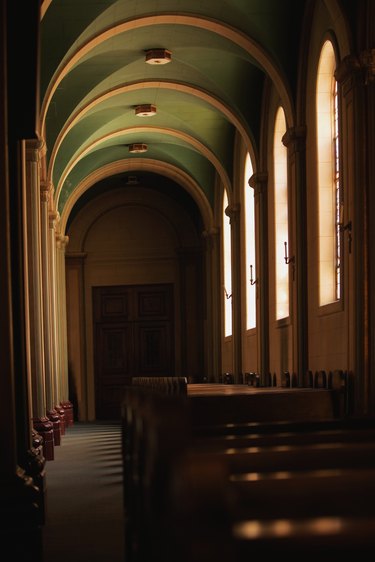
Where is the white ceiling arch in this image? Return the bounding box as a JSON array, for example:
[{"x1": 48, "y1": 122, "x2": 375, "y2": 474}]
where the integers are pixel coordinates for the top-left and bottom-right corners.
[
  {"x1": 60, "y1": 158, "x2": 215, "y2": 235},
  {"x1": 48, "y1": 80, "x2": 254, "y2": 192},
  {"x1": 55, "y1": 125, "x2": 232, "y2": 206},
  {"x1": 40, "y1": 13, "x2": 294, "y2": 136},
  {"x1": 40, "y1": 2, "x2": 306, "y2": 222}
]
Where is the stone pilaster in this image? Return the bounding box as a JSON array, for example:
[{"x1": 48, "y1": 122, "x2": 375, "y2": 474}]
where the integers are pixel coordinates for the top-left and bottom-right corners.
[
  {"x1": 282, "y1": 126, "x2": 307, "y2": 382},
  {"x1": 48, "y1": 210, "x2": 66, "y2": 435},
  {"x1": 56, "y1": 232, "x2": 72, "y2": 427},
  {"x1": 225, "y1": 204, "x2": 242, "y2": 381},
  {"x1": 25, "y1": 142, "x2": 47, "y2": 420},
  {"x1": 24, "y1": 146, "x2": 54, "y2": 461},
  {"x1": 40, "y1": 181, "x2": 61, "y2": 449},
  {"x1": 249, "y1": 172, "x2": 269, "y2": 383}
]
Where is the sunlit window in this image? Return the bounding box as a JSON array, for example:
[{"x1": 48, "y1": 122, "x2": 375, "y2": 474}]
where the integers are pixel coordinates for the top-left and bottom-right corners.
[
  {"x1": 223, "y1": 190, "x2": 232, "y2": 337},
  {"x1": 274, "y1": 106, "x2": 289, "y2": 320},
  {"x1": 316, "y1": 39, "x2": 341, "y2": 305},
  {"x1": 244, "y1": 153, "x2": 256, "y2": 329}
]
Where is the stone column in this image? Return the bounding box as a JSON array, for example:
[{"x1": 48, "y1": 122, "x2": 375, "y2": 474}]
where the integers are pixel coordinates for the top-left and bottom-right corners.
[
  {"x1": 26, "y1": 152, "x2": 54, "y2": 462},
  {"x1": 202, "y1": 228, "x2": 221, "y2": 380},
  {"x1": 249, "y1": 172, "x2": 269, "y2": 384},
  {"x1": 225, "y1": 205, "x2": 242, "y2": 381},
  {"x1": 56, "y1": 233, "x2": 73, "y2": 426},
  {"x1": 282, "y1": 126, "x2": 307, "y2": 383},
  {"x1": 49, "y1": 211, "x2": 66, "y2": 434},
  {"x1": 40, "y1": 181, "x2": 61, "y2": 447}
]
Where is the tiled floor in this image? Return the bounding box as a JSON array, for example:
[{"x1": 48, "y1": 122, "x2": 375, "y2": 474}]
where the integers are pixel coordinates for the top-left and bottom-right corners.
[{"x1": 42, "y1": 421, "x2": 125, "y2": 562}]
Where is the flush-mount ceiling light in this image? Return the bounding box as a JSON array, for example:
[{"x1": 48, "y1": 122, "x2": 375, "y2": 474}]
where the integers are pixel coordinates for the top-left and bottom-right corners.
[
  {"x1": 145, "y1": 48, "x2": 172, "y2": 65},
  {"x1": 128, "y1": 143, "x2": 148, "y2": 154},
  {"x1": 135, "y1": 104, "x2": 157, "y2": 117},
  {"x1": 125, "y1": 175, "x2": 139, "y2": 185}
]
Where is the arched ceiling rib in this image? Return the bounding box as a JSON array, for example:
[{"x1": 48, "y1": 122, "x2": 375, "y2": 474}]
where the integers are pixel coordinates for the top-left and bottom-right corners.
[
  {"x1": 60, "y1": 159, "x2": 214, "y2": 235},
  {"x1": 50, "y1": 82, "x2": 251, "y2": 200},
  {"x1": 55, "y1": 126, "x2": 232, "y2": 209},
  {"x1": 40, "y1": 1, "x2": 305, "y2": 225}
]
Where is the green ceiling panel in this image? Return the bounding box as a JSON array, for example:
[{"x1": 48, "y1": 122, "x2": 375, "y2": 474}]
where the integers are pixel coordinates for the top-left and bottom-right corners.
[
  {"x1": 57, "y1": 142, "x2": 216, "y2": 215},
  {"x1": 51, "y1": 89, "x2": 236, "y2": 191},
  {"x1": 41, "y1": 1, "x2": 306, "y2": 220}
]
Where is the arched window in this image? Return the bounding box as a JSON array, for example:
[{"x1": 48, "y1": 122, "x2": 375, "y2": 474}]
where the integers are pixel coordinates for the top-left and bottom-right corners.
[
  {"x1": 223, "y1": 190, "x2": 232, "y2": 337},
  {"x1": 244, "y1": 153, "x2": 256, "y2": 329},
  {"x1": 274, "y1": 106, "x2": 289, "y2": 320},
  {"x1": 316, "y1": 39, "x2": 341, "y2": 305}
]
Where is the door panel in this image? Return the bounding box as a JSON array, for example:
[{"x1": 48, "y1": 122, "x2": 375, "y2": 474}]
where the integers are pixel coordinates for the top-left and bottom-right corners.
[
  {"x1": 93, "y1": 287, "x2": 130, "y2": 323},
  {"x1": 95, "y1": 324, "x2": 133, "y2": 419},
  {"x1": 93, "y1": 284, "x2": 174, "y2": 419},
  {"x1": 97, "y1": 324, "x2": 132, "y2": 375},
  {"x1": 136, "y1": 324, "x2": 171, "y2": 374},
  {"x1": 137, "y1": 288, "x2": 168, "y2": 318}
]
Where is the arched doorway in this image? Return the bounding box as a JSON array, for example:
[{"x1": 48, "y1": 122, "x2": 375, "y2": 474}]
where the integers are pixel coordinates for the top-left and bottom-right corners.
[{"x1": 65, "y1": 174, "x2": 205, "y2": 420}]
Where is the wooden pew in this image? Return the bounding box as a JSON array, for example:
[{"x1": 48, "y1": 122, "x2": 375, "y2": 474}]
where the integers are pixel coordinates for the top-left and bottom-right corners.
[
  {"x1": 131, "y1": 375, "x2": 188, "y2": 395},
  {"x1": 184, "y1": 427, "x2": 375, "y2": 477},
  {"x1": 186, "y1": 385, "x2": 346, "y2": 425},
  {"x1": 191, "y1": 423, "x2": 375, "y2": 450},
  {"x1": 121, "y1": 386, "x2": 190, "y2": 562},
  {"x1": 121, "y1": 376, "x2": 372, "y2": 562},
  {"x1": 192, "y1": 415, "x2": 375, "y2": 437},
  {"x1": 232, "y1": 515, "x2": 375, "y2": 559},
  {"x1": 229, "y1": 467, "x2": 375, "y2": 519},
  {"x1": 166, "y1": 445, "x2": 375, "y2": 561}
]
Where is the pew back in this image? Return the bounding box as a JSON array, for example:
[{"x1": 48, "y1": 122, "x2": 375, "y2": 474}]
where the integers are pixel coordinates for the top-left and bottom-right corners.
[{"x1": 121, "y1": 377, "x2": 373, "y2": 562}]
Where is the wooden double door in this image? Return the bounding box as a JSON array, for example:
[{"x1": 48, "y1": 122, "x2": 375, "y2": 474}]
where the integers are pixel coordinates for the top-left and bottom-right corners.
[{"x1": 93, "y1": 284, "x2": 174, "y2": 419}]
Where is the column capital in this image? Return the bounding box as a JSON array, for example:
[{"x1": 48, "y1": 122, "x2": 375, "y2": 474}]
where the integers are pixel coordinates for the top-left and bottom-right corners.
[
  {"x1": 40, "y1": 181, "x2": 53, "y2": 203},
  {"x1": 249, "y1": 172, "x2": 268, "y2": 195},
  {"x1": 225, "y1": 204, "x2": 240, "y2": 223},
  {"x1": 359, "y1": 49, "x2": 375, "y2": 84},
  {"x1": 56, "y1": 234, "x2": 69, "y2": 250},
  {"x1": 335, "y1": 52, "x2": 375, "y2": 91},
  {"x1": 282, "y1": 126, "x2": 306, "y2": 152},
  {"x1": 49, "y1": 210, "x2": 59, "y2": 230},
  {"x1": 25, "y1": 138, "x2": 45, "y2": 162},
  {"x1": 335, "y1": 55, "x2": 362, "y2": 86}
]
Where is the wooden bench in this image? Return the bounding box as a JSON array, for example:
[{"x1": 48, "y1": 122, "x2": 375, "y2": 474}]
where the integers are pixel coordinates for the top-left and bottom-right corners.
[
  {"x1": 131, "y1": 375, "x2": 188, "y2": 394},
  {"x1": 192, "y1": 415, "x2": 375, "y2": 437},
  {"x1": 165, "y1": 442, "x2": 375, "y2": 562},
  {"x1": 121, "y1": 386, "x2": 190, "y2": 562},
  {"x1": 232, "y1": 515, "x2": 375, "y2": 559},
  {"x1": 121, "y1": 377, "x2": 372, "y2": 562},
  {"x1": 229, "y1": 467, "x2": 375, "y2": 519},
  {"x1": 186, "y1": 385, "x2": 346, "y2": 424},
  {"x1": 191, "y1": 423, "x2": 375, "y2": 451}
]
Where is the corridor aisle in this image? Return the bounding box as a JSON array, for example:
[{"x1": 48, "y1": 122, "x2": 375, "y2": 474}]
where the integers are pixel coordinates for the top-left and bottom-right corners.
[{"x1": 42, "y1": 421, "x2": 125, "y2": 562}]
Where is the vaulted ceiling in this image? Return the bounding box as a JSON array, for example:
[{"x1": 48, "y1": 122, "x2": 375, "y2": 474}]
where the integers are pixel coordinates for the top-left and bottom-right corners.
[{"x1": 39, "y1": 0, "x2": 306, "y2": 229}]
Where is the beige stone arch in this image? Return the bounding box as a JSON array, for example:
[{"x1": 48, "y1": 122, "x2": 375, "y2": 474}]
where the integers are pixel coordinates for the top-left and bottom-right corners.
[
  {"x1": 48, "y1": 81, "x2": 254, "y2": 175},
  {"x1": 60, "y1": 159, "x2": 215, "y2": 236},
  {"x1": 53, "y1": 125, "x2": 232, "y2": 206},
  {"x1": 40, "y1": 14, "x2": 294, "y2": 137},
  {"x1": 323, "y1": 0, "x2": 352, "y2": 56},
  {"x1": 67, "y1": 186, "x2": 198, "y2": 254}
]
